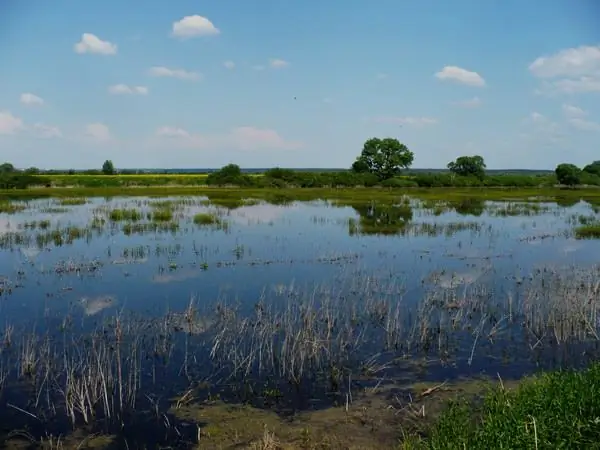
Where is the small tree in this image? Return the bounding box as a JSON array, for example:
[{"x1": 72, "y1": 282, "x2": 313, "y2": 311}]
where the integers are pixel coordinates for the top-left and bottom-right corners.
[
  {"x1": 351, "y1": 138, "x2": 414, "y2": 180},
  {"x1": 555, "y1": 163, "x2": 581, "y2": 186},
  {"x1": 447, "y1": 155, "x2": 486, "y2": 180},
  {"x1": 102, "y1": 160, "x2": 115, "y2": 175}
]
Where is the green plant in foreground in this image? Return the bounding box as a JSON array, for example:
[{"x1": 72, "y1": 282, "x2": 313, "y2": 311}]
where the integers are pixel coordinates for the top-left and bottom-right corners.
[{"x1": 414, "y1": 364, "x2": 600, "y2": 449}]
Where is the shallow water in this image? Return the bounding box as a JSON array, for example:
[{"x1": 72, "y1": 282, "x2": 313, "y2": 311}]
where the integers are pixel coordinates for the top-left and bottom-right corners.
[{"x1": 0, "y1": 194, "x2": 599, "y2": 444}]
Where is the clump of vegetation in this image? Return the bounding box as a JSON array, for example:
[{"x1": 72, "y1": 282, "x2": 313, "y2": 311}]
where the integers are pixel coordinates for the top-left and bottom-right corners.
[
  {"x1": 193, "y1": 212, "x2": 221, "y2": 225},
  {"x1": 412, "y1": 363, "x2": 600, "y2": 449},
  {"x1": 149, "y1": 208, "x2": 174, "y2": 222},
  {"x1": 109, "y1": 208, "x2": 143, "y2": 221}
]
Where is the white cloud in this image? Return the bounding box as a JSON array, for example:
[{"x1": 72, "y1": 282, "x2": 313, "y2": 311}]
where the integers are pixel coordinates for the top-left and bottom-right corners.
[
  {"x1": 376, "y1": 73, "x2": 388, "y2": 80},
  {"x1": 562, "y1": 104, "x2": 586, "y2": 117},
  {"x1": 568, "y1": 117, "x2": 600, "y2": 131},
  {"x1": 455, "y1": 97, "x2": 482, "y2": 108},
  {"x1": 108, "y1": 84, "x2": 148, "y2": 95},
  {"x1": 529, "y1": 45, "x2": 600, "y2": 78},
  {"x1": 32, "y1": 123, "x2": 62, "y2": 138},
  {"x1": 0, "y1": 111, "x2": 24, "y2": 135},
  {"x1": 529, "y1": 112, "x2": 546, "y2": 123},
  {"x1": 529, "y1": 45, "x2": 600, "y2": 95},
  {"x1": 434, "y1": 66, "x2": 485, "y2": 87},
  {"x1": 20, "y1": 93, "x2": 44, "y2": 106},
  {"x1": 153, "y1": 126, "x2": 301, "y2": 151},
  {"x1": 74, "y1": 33, "x2": 117, "y2": 55},
  {"x1": 156, "y1": 126, "x2": 190, "y2": 138},
  {"x1": 269, "y1": 58, "x2": 290, "y2": 69},
  {"x1": 373, "y1": 116, "x2": 438, "y2": 127},
  {"x1": 148, "y1": 66, "x2": 200, "y2": 81},
  {"x1": 172, "y1": 15, "x2": 220, "y2": 38},
  {"x1": 85, "y1": 123, "x2": 111, "y2": 141},
  {"x1": 223, "y1": 60, "x2": 235, "y2": 69}
]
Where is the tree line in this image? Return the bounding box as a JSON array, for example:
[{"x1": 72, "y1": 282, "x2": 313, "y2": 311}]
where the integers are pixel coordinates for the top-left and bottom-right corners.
[{"x1": 2, "y1": 139, "x2": 599, "y2": 189}]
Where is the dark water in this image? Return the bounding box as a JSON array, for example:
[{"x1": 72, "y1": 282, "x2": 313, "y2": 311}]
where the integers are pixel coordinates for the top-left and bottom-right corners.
[{"x1": 0, "y1": 195, "x2": 599, "y2": 445}]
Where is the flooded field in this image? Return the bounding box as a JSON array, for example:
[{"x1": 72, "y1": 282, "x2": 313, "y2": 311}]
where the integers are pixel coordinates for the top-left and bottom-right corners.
[{"x1": 0, "y1": 193, "x2": 599, "y2": 448}]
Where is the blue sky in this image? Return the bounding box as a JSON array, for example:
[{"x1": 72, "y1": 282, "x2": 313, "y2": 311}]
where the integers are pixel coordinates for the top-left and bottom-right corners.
[{"x1": 1, "y1": 0, "x2": 599, "y2": 170}]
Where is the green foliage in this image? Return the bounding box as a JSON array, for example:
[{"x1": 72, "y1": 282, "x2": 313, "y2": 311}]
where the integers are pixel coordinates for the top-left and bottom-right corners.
[
  {"x1": 351, "y1": 137, "x2": 414, "y2": 180},
  {"x1": 447, "y1": 155, "x2": 486, "y2": 180},
  {"x1": 555, "y1": 163, "x2": 582, "y2": 186},
  {"x1": 102, "y1": 160, "x2": 115, "y2": 175},
  {"x1": 419, "y1": 364, "x2": 600, "y2": 449}
]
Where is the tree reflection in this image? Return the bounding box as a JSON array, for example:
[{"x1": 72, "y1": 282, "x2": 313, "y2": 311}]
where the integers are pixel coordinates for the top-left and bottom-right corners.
[
  {"x1": 348, "y1": 201, "x2": 413, "y2": 235},
  {"x1": 448, "y1": 197, "x2": 485, "y2": 216}
]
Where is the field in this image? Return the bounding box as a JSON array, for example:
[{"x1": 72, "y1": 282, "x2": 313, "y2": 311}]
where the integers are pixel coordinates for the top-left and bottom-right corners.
[{"x1": 1, "y1": 189, "x2": 600, "y2": 448}]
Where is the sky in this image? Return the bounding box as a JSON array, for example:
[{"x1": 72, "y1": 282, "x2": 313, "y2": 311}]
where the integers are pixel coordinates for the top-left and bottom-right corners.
[{"x1": 0, "y1": 0, "x2": 599, "y2": 170}]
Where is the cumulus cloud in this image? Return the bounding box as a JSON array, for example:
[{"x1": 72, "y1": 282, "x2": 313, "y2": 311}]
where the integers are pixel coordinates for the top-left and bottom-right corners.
[
  {"x1": 153, "y1": 126, "x2": 301, "y2": 151},
  {"x1": 20, "y1": 93, "x2": 44, "y2": 106},
  {"x1": 435, "y1": 66, "x2": 485, "y2": 87},
  {"x1": 74, "y1": 33, "x2": 117, "y2": 55},
  {"x1": 455, "y1": 97, "x2": 482, "y2": 108},
  {"x1": 269, "y1": 59, "x2": 290, "y2": 69},
  {"x1": 85, "y1": 123, "x2": 111, "y2": 141},
  {"x1": 172, "y1": 15, "x2": 220, "y2": 38},
  {"x1": 108, "y1": 84, "x2": 148, "y2": 95},
  {"x1": 372, "y1": 116, "x2": 438, "y2": 127},
  {"x1": 32, "y1": 124, "x2": 62, "y2": 138},
  {"x1": 529, "y1": 45, "x2": 600, "y2": 94},
  {"x1": 148, "y1": 66, "x2": 200, "y2": 81},
  {"x1": 223, "y1": 60, "x2": 235, "y2": 69},
  {"x1": 0, "y1": 111, "x2": 24, "y2": 135}
]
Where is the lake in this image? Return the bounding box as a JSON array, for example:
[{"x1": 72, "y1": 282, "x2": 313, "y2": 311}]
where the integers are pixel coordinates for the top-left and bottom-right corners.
[{"x1": 0, "y1": 193, "x2": 599, "y2": 446}]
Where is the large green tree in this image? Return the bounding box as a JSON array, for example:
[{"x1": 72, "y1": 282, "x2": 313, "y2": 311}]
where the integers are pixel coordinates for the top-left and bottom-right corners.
[
  {"x1": 102, "y1": 160, "x2": 115, "y2": 175},
  {"x1": 0, "y1": 162, "x2": 15, "y2": 174},
  {"x1": 351, "y1": 138, "x2": 414, "y2": 180},
  {"x1": 583, "y1": 161, "x2": 600, "y2": 176},
  {"x1": 555, "y1": 163, "x2": 581, "y2": 186},
  {"x1": 447, "y1": 155, "x2": 486, "y2": 180}
]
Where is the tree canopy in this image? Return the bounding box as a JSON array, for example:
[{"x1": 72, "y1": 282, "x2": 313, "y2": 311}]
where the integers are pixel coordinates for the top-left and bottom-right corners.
[
  {"x1": 102, "y1": 160, "x2": 115, "y2": 175},
  {"x1": 555, "y1": 163, "x2": 582, "y2": 186},
  {"x1": 351, "y1": 138, "x2": 414, "y2": 180},
  {"x1": 447, "y1": 155, "x2": 486, "y2": 180}
]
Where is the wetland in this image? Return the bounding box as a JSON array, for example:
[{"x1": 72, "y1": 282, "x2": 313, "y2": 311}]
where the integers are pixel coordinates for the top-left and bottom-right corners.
[{"x1": 0, "y1": 190, "x2": 600, "y2": 448}]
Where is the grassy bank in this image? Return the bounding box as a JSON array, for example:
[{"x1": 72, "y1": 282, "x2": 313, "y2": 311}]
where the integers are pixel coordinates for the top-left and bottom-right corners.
[{"x1": 2, "y1": 185, "x2": 600, "y2": 204}]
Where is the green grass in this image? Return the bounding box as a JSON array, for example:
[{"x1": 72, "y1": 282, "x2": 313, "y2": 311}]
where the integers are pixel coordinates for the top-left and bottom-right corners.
[{"x1": 406, "y1": 364, "x2": 600, "y2": 449}]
